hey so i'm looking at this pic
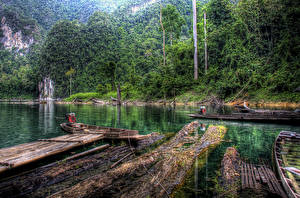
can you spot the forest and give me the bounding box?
[0,0,299,102]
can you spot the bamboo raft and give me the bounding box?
[241,162,287,197]
[188,111,300,125]
[0,133,104,174]
[60,123,149,141]
[274,131,300,198]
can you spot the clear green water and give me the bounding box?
[0,103,299,197]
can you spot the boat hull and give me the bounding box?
[188,113,300,125]
[274,131,300,198]
[60,123,149,141]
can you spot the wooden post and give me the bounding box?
[204,11,208,74]
[117,83,121,105]
[160,4,166,66]
[70,74,72,96]
[193,0,198,80]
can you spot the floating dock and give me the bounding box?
[0,133,104,174]
[241,162,287,198]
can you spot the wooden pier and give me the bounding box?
[0,133,104,174]
[241,162,287,198]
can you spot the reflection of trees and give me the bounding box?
[59,104,192,135]
[224,123,299,164]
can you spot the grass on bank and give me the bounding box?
[63,88,300,104]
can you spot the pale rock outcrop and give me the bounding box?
[0,16,36,53]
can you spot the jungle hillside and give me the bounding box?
[0,0,299,103]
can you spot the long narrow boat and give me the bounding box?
[60,123,150,141]
[274,131,300,198]
[188,111,300,125]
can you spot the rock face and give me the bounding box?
[131,0,158,14]
[0,16,36,53]
[39,77,55,101]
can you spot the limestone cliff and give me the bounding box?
[131,0,159,14]
[0,16,38,53]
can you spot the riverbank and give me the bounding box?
[1,98,300,109]
[1,93,300,108]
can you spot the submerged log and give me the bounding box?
[218,147,241,198]
[50,121,227,198]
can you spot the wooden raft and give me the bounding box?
[0,133,104,174]
[241,162,287,198]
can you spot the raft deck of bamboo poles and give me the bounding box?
[241,162,287,198]
[0,133,104,174]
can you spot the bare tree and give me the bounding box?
[192,0,198,79]
[160,4,166,66]
[204,11,208,74]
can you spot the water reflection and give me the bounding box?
[176,120,300,198]
[0,103,193,148]
[39,102,55,134]
[1,103,300,197]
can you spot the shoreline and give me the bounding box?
[1,99,299,109]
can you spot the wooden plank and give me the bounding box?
[258,167,267,183]
[0,133,104,174]
[244,163,249,188]
[250,164,259,189]
[261,165,275,193]
[5,142,72,165]
[8,142,77,166]
[38,139,84,143]
[264,166,280,195]
[0,141,52,159]
[241,162,245,189]
[253,165,260,182]
[266,167,287,198]
[247,163,254,189]
[64,144,110,161]
[0,142,63,163]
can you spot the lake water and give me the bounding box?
[0,103,299,197]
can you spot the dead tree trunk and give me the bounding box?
[204,11,208,74]
[193,0,198,80]
[160,4,166,66]
[117,83,121,105]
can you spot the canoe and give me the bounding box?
[188,112,300,125]
[60,123,149,141]
[274,131,300,198]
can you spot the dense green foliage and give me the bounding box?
[0,0,129,30]
[0,0,299,102]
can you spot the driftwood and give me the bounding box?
[197,95,223,106]
[49,122,227,198]
[110,96,118,102]
[89,98,105,104]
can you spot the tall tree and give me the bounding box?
[162,4,185,46]
[160,4,166,66]
[204,11,208,74]
[192,0,198,79]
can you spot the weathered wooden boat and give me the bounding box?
[60,123,150,141]
[188,110,300,125]
[274,131,300,198]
